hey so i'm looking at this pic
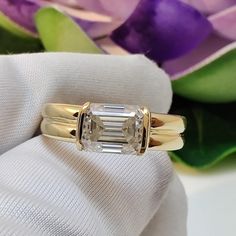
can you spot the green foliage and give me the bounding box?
[0,26,42,54]
[172,47,236,103]
[170,96,236,168]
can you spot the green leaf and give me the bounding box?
[0,11,36,38]
[172,43,236,103]
[0,11,41,53]
[170,96,236,168]
[35,7,102,53]
[0,26,42,54]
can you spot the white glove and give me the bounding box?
[0,53,187,236]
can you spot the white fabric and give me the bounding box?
[0,53,187,236]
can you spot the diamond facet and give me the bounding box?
[80,103,144,154]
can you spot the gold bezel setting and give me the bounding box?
[139,106,151,155]
[76,102,90,150]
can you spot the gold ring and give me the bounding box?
[41,102,186,155]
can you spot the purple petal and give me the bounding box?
[163,34,231,78]
[0,0,41,32]
[51,0,140,37]
[209,5,236,41]
[62,0,140,20]
[0,0,122,38]
[181,0,236,14]
[96,37,130,55]
[111,0,213,62]
[74,18,122,38]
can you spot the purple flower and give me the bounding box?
[0,0,40,33]
[111,0,213,62]
[181,0,235,14]
[57,0,140,20]
[163,0,236,79]
[0,0,235,76]
[0,0,139,37]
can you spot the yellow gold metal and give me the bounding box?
[149,133,184,151]
[42,103,81,121]
[139,106,151,154]
[40,118,76,143]
[149,113,186,151]
[41,102,186,153]
[151,113,186,133]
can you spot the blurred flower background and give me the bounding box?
[0,0,235,168]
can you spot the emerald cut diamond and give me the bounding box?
[80,103,144,154]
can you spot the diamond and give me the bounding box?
[80,103,144,154]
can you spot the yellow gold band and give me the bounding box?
[41,103,186,153]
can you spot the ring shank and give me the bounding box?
[42,103,82,121]
[41,118,77,143]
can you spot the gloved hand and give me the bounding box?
[0,53,187,236]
